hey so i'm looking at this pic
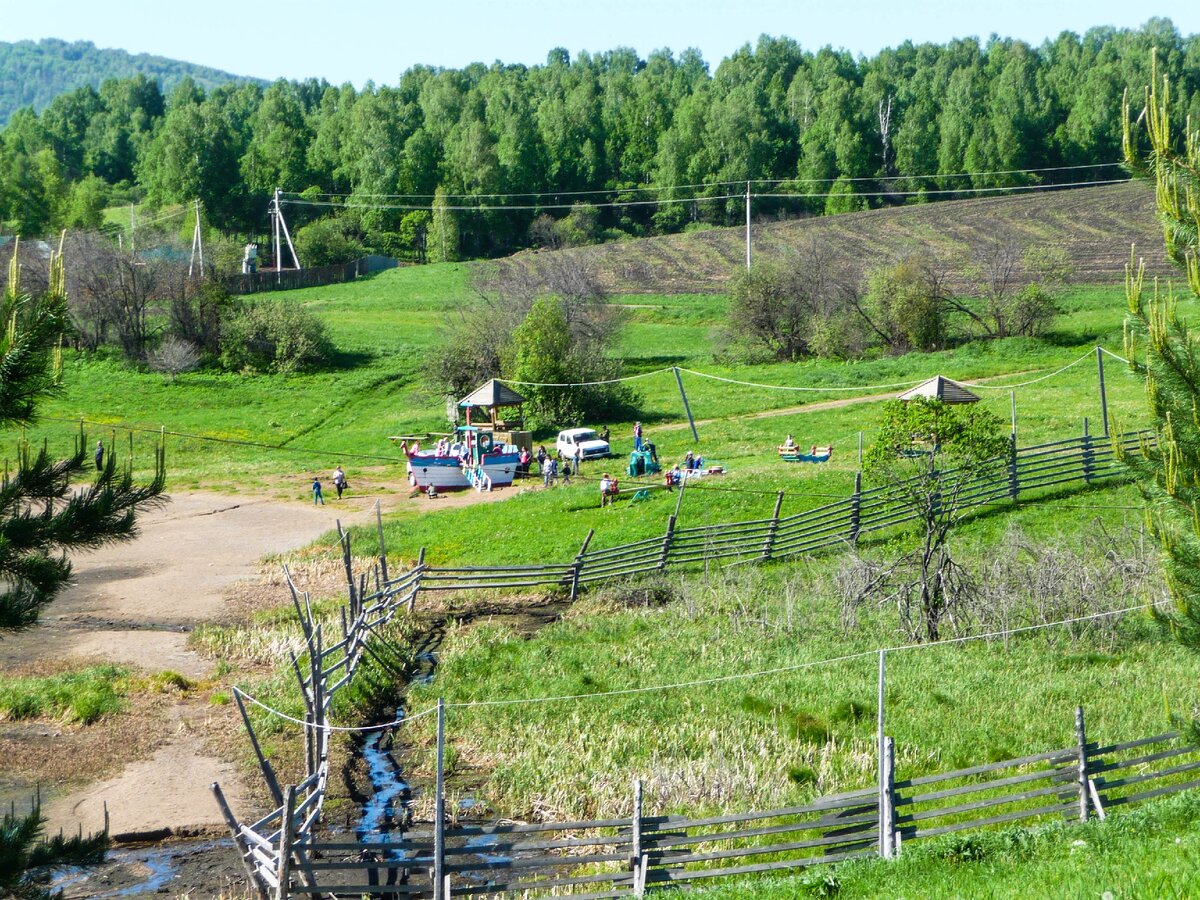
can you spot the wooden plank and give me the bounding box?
[445,817,633,836]
[1095,758,1200,792]
[1090,743,1193,773]
[897,782,1068,824]
[648,812,877,849]
[442,832,629,855]
[645,847,876,883]
[1100,776,1200,808]
[446,850,629,873]
[647,794,876,831]
[902,801,1076,839]
[903,765,1069,804]
[897,747,1076,787]
[439,868,633,895]
[649,832,877,866]
[286,884,428,895]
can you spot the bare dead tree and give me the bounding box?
[62,231,189,360]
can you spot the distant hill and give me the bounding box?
[500,182,1176,294]
[0,38,267,124]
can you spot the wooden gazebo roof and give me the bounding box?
[896,376,981,404]
[458,379,527,409]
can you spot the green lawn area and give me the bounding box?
[682,789,1200,899]
[28,261,1149,508]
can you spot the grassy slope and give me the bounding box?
[26,186,1200,891]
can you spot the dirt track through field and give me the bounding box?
[654,370,1038,433]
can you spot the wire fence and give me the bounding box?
[216,427,1178,899]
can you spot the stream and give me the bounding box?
[53,838,234,898]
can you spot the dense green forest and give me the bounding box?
[1,19,1198,261]
[0,38,263,126]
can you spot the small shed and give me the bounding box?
[458,379,527,429]
[896,376,980,405]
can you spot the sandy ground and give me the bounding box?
[0,491,380,838]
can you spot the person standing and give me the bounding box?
[634,421,643,452]
[94,440,104,471]
[312,477,325,505]
[544,456,557,487]
[575,443,584,474]
[600,425,610,443]
[332,465,347,500]
[536,444,548,473]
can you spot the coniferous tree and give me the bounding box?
[1119,54,1200,671]
[0,239,166,630]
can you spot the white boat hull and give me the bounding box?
[408,454,519,491]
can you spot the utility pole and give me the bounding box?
[745,181,752,270]
[188,198,204,279]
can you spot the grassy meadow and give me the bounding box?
[25,247,1197,893]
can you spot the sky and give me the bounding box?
[1,0,1197,86]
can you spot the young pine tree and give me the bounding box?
[1119,55,1200,675]
[1,239,167,629]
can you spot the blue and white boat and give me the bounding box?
[402,426,519,491]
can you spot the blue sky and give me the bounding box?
[2,1,1195,85]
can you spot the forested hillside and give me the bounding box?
[1,19,1197,262]
[0,38,263,125]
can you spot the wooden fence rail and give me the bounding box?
[216,431,1179,898]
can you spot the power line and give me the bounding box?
[281,177,1129,214]
[447,600,1162,710]
[283,162,1125,204]
[40,415,407,465]
[234,601,1161,728]
[233,687,439,733]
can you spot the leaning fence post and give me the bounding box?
[434,698,446,900]
[1075,706,1091,823]
[849,473,862,544]
[659,515,676,570]
[233,691,284,808]
[1081,418,1095,484]
[570,529,594,600]
[211,782,269,900]
[375,499,389,583]
[275,785,296,900]
[760,490,785,561]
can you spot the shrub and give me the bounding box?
[294,216,367,267]
[147,336,201,380]
[219,300,333,374]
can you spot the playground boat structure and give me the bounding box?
[401,425,520,491]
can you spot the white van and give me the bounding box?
[556,428,611,460]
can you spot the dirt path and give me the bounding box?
[1,481,525,841]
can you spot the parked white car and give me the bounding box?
[556,428,611,460]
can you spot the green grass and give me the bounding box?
[0,665,130,724]
[681,789,1200,898]
[16,258,1149,501]
[391,487,1193,823]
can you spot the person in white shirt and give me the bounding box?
[332,465,347,499]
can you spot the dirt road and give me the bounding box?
[1,491,384,839]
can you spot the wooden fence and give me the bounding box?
[419,427,1147,594]
[222,255,400,295]
[214,428,1184,898]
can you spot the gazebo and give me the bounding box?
[458,379,527,429]
[896,375,980,404]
